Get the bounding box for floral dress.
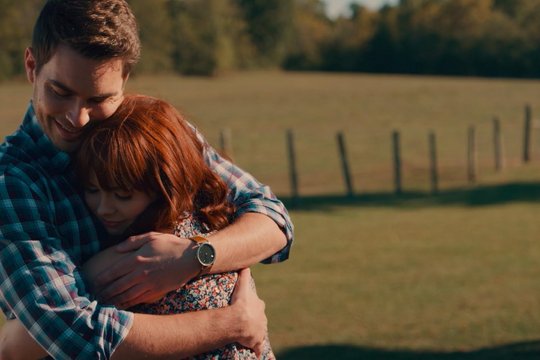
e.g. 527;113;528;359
130;216;275;360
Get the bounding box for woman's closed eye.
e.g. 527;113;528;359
114;192;133;200
84;186;99;194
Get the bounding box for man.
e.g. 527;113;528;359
0;0;293;358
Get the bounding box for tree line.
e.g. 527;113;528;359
1;0;540;79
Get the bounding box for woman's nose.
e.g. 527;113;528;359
96;195;116;216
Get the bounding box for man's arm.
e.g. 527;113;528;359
0;319;45;360
93;126;294;307
1;170;268;359
206;212;286;273
199;127;294;265
112;268;266;359
0;172;133;359
0;269;267;360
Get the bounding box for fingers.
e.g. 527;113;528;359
240;267;251;277
113;287;153;310
253;339;263;359
94;254;135;288
247;331;267;358
230;267;268;357
116;232;157;252
97;271;141;304
237;268;252;290
231;268;252;303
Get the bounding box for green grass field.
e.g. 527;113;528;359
1;72;540;359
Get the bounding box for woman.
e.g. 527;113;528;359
79;94;274;360
6;95;274;359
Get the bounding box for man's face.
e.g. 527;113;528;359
25;44;127;153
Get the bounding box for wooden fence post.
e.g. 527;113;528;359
336;131;354;197
392;130;402;195
493;117;504;172
286;129;299;205
219;128;234;161
428;131;438;194
523;104;531;163
468;125;477;184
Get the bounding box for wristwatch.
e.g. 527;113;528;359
189;235;216;277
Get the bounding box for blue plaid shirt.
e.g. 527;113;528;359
0;103;293;359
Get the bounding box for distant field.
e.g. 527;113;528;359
4;71;540;195
1;72;540;359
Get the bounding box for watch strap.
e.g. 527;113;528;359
190;235;208;244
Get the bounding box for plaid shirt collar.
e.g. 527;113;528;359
8;102;72;173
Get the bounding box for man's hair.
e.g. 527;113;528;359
32;0;140;75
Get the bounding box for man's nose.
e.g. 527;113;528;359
67;102;90;128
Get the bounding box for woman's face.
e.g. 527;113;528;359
84;173;155;235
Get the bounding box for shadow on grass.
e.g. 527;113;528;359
280;182;540;211
276;341;540;360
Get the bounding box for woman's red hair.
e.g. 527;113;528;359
74;94;234;235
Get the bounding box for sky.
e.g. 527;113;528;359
324;0;399;18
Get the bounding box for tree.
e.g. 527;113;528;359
365;5;400;73
168;0;252;75
235;0;294;66
0;0;41;79
128;0;173;74
320;5;378;71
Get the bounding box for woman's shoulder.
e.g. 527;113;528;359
173;214;211;238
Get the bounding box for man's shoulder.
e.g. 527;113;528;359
0;138;49;191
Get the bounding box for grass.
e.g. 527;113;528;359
4;71;540;194
1;71;540;359
126;71;540;195
253;181;540;358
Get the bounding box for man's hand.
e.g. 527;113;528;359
92;232;200;309
230;268;267;357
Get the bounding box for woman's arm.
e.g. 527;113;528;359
0;319;47;360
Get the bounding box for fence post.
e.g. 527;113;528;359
336;131;354;197
392;130;402;195
493;117;504;172
523;104;531;163
467;125;477;184
428;131;438;194
219;128;234;161
286;129;299;206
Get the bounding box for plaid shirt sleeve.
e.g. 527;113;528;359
0;169;133;359
191;125;294;263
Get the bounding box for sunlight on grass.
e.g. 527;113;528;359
1;72;540;357
253;200;540;354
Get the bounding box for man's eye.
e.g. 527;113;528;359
84;187;99;194
89;97;107;104
49;86;70;98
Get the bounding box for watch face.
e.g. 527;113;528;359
197;243;216;267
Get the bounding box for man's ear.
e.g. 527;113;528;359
24;47;36;84
122;72;130;89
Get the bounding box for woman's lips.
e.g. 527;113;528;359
100;219;125;229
